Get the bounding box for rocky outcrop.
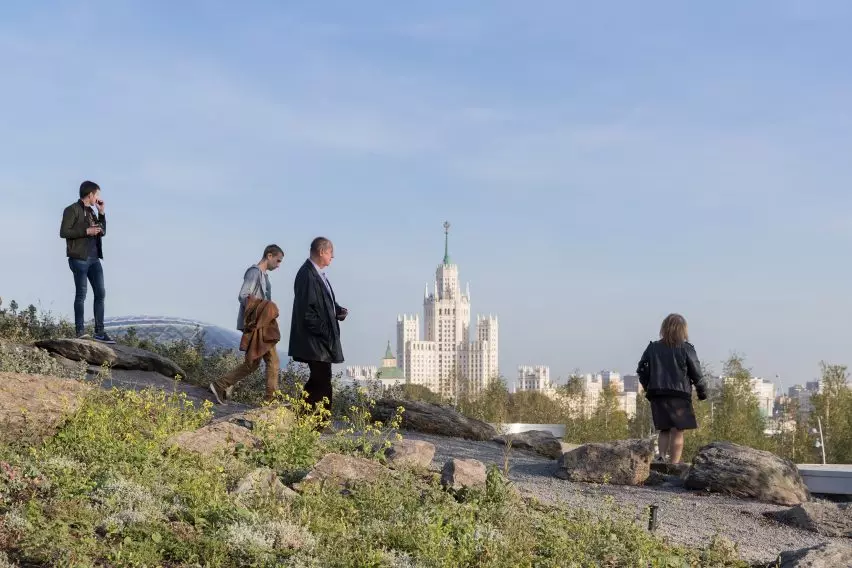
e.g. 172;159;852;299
0;372;91;444
684;441;809;506
232;468;298;502
776;541;852;568
555;439;654;486
296;453;389;489
35;338;186;379
372;399;497;441
166;422;259;456
225;406;295;434
441;458;487;490
384;439;435;470
767;502;852;538
493;430;563;459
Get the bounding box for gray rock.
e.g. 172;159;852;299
232;467;298;502
777;541;852;568
684;441;809;506
555;438;654;486
441;458;487;490
166;422;259;456
372;399;497;441
296;453;389;489
493;430;563;459
768;502;852;538
385;439;435;470
34;338;186;379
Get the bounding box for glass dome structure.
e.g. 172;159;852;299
102;315;243;352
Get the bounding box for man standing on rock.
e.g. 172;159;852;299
60;180;114;343
209;244;285;404
288;237;347;411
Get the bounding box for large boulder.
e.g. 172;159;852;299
684;441;809;506
493;430;563;459
296;453;389;490
555;439;654;486
767;502;852;538
384;439;435;470
166;422;259;456
777;541;852;568
372;399;497;441
34;338;186;379
0;372;91;444
441;458;487;490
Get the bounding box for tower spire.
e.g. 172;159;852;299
443;221;451;265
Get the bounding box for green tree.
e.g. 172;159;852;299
809;362;852;464
628;391;652;438
586;385;629;442
507;391;561;423
708;354;768;451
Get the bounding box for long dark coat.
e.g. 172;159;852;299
288;259;344;364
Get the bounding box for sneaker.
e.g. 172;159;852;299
93;332;116;344
209;383;226;405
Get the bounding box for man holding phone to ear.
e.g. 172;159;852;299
60;180;114;343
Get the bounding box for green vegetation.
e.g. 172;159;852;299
0;299;754;566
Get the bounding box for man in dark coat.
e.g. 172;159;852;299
288;237;347;410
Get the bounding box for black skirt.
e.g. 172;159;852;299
649;396;698;431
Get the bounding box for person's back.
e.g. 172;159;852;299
639;340;706;400
636;313;707;464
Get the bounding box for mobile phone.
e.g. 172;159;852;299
96;200;104;206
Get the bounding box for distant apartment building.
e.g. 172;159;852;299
344;342;405;390
515;365;554;395
556;372;636;418
752;378;776;417
622;374;640;393
396;223;499;399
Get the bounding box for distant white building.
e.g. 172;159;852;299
556;372;636;418
752;378;777;417
397;222;499;400
345;341;405;391
515;365;553;394
600;370;623;393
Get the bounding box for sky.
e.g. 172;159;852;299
1;1;850;390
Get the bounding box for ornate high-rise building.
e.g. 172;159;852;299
396;222;499;399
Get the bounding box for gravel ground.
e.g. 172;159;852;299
400;431;848;565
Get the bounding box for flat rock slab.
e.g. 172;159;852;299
385;439;435;469
35;338;186;379
493;430;563;459
372;399;497;441
777;541;852;568
684;441;809;506
296;453;389;489
232;467;298;502
555;438;654;486
0;372;92;444
166;422;259;456
767;502;852;538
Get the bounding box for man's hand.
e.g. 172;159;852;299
336;307;348;321
86;226;103;236
96;199;105;215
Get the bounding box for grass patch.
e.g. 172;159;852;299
0;383;750;567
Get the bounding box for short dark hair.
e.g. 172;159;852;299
79;180;100;199
310;237;332;255
263;244;284;258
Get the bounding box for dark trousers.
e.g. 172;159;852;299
68;258;105;335
304;361;333;410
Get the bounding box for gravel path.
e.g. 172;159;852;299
400;431;848;565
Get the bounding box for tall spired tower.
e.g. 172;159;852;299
397;222;498;399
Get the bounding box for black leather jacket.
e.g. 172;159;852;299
637;340;707;400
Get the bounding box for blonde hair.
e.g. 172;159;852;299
660;313;688;346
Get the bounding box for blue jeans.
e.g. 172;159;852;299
68;257;105;335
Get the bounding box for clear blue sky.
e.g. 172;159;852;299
1;1;850;389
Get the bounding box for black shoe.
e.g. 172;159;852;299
93;332;116;344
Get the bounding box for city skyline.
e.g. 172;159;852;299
1;2;849;389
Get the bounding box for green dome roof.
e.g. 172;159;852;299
377;366;404;380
